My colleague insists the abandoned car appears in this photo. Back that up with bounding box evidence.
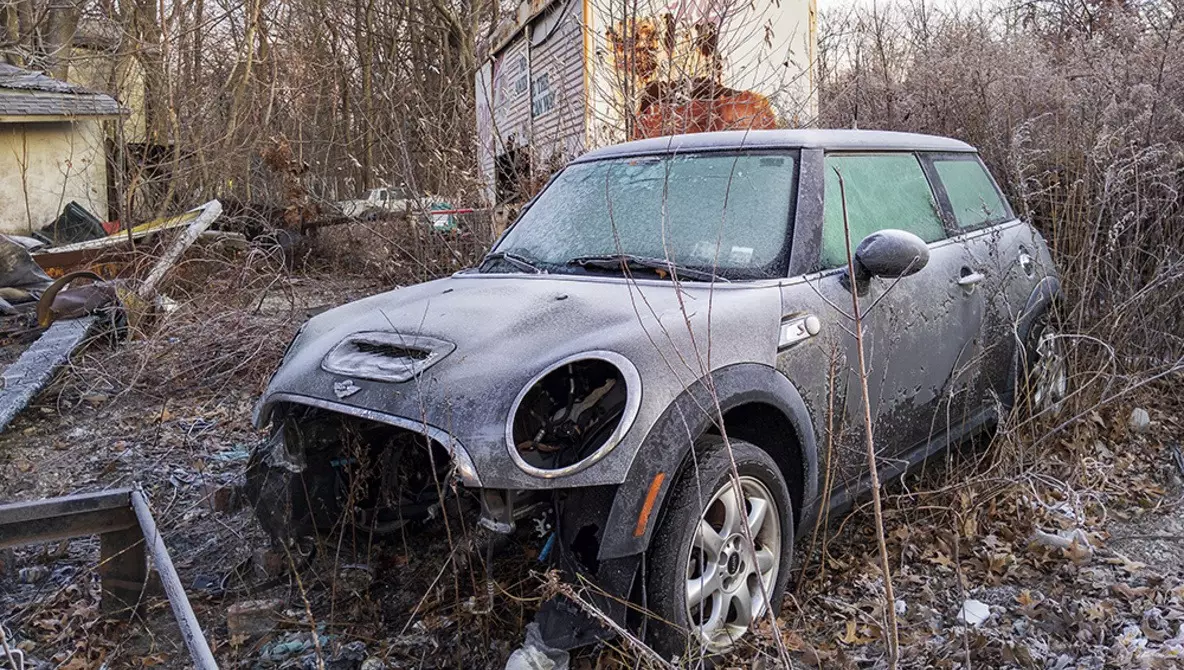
[245,129,1064,657]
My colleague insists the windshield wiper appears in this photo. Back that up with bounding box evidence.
[566,254,726,282]
[481,251,544,274]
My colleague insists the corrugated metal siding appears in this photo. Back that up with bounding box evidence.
[527,0,585,167]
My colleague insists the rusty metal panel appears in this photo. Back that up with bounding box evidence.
[0,488,131,524]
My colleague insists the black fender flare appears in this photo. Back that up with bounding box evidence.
[1017,275,1061,345]
[597,362,818,561]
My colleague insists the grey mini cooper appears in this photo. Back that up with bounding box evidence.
[246,129,1064,657]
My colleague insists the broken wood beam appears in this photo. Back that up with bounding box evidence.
[136,199,223,300]
[0,315,98,433]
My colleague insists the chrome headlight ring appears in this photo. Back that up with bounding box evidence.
[505,350,642,478]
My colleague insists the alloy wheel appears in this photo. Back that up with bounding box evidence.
[1032,327,1068,413]
[685,475,781,650]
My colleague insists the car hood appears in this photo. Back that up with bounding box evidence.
[257,272,783,489]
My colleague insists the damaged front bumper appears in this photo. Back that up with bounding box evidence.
[254,393,482,486]
[244,396,642,654]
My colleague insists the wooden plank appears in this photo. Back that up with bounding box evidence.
[0,506,137,550]
[0,488,132,524]
[137,200,223,299]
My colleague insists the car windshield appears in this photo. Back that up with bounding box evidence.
[486,151,798,280]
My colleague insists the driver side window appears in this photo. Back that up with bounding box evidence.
[820,153,946,269]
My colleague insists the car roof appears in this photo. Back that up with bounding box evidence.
[573,129,976,163]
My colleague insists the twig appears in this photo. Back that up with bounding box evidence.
[836,167,900,668]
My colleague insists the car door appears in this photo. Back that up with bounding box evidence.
[922,153,1037,408]
[813,152,988,465]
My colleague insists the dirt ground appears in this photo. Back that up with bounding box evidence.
[2,269,1183,669]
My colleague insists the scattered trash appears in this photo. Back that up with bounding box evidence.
[32,200,222,271]
[192,573,227,595]
[0,234,53,310]
[958,599,991,627]
[504,623,570,670]
[227,598,283,638]
[37,201,105,246]
[6,235,46,253]
[1031,527,1094,559]
[1129,407,1151,434]
[895,598,907,616]
[294,640,368,670]
[17,565,48,583]
[209,444,250,461]
[258,631,332,664]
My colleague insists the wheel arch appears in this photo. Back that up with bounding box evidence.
[597,362,818,561]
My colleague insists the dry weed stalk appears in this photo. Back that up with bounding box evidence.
[835,168,900,667]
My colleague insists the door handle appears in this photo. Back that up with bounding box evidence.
[958,271,985,287]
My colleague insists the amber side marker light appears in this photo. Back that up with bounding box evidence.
[634,472,667,537]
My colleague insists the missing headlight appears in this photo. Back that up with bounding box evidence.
[510,356,635,475]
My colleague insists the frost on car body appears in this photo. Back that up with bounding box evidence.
[245,129,1063,658]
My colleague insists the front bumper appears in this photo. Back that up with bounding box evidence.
[256,392,483,487]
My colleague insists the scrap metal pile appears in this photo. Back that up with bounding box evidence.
[0,200,227,434]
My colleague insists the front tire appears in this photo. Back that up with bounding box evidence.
[647,436,793,658]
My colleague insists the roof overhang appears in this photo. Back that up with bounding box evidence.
[0,113,124,123]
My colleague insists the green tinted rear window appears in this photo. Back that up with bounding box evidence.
[934,158,1008,229]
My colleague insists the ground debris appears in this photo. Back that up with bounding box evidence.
[227,598,284,638]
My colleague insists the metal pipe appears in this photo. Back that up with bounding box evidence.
[130,489,219,670]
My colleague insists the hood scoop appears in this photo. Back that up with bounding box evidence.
[321,332,455,383]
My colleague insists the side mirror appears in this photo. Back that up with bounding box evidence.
[851,229,930,281]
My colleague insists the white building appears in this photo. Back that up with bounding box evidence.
[0,64,123,234]
[475,0,818,205]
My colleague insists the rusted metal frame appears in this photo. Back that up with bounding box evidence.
[0,488,219,670]
[0,488,134,548]
[129,490,218,670]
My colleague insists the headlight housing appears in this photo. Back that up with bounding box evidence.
[506,351,641,478]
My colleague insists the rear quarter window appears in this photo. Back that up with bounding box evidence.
[932,157,1011,229]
